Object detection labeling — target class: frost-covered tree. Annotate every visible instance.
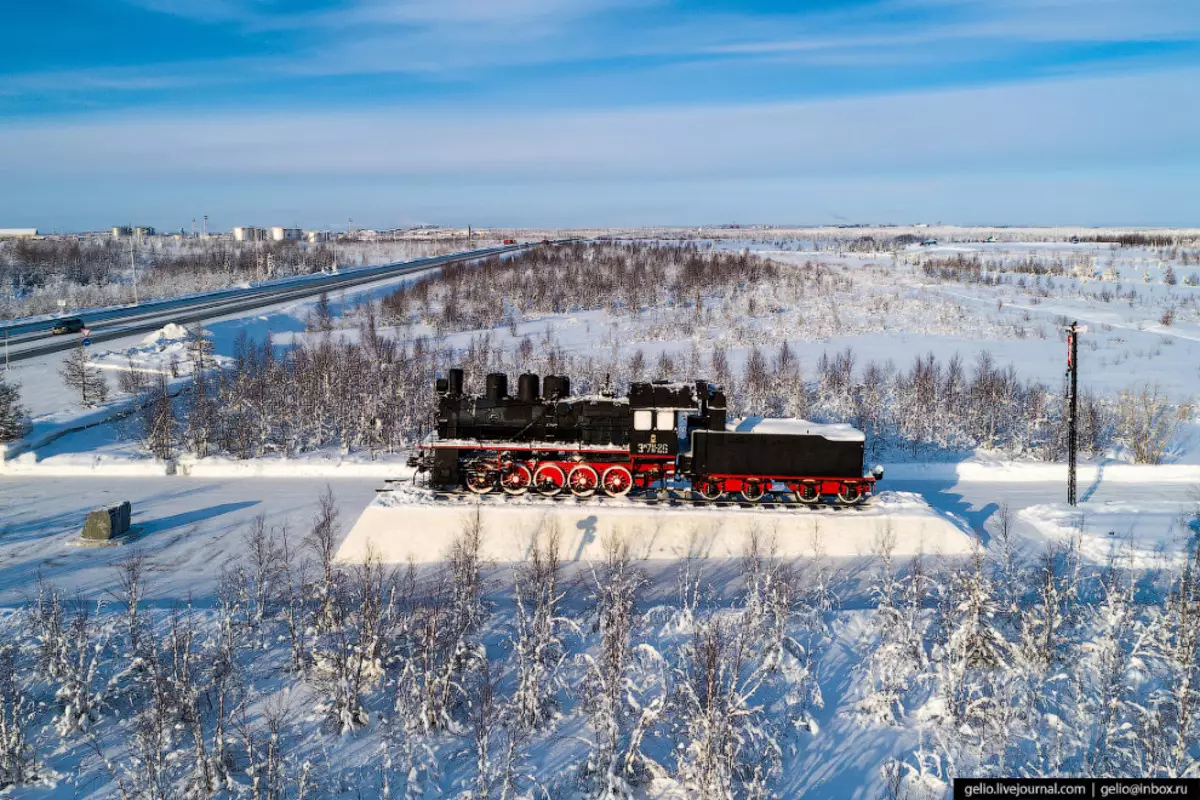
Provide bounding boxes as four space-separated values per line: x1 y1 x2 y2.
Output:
0 371 26 443
1115 384 1194 464
0 646 38 790
673 617 781 800
511 524 574 732
939 548 1010 731
142 372 176 460
578 536 662 797
1141 545 1200 777
59 344 108 407
1078 560 1148 777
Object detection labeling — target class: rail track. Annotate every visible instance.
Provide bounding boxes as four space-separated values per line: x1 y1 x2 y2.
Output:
380 478 873 511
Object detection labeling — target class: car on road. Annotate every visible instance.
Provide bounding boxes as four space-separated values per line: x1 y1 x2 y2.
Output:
50 317 86 335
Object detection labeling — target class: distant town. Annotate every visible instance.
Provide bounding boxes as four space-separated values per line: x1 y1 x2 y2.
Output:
0 223 478 243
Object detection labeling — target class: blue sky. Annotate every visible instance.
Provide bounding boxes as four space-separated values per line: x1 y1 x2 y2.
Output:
2 0 1199 231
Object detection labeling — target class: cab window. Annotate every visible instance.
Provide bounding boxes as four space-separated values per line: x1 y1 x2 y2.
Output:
656 410 674 431
633 410 653 431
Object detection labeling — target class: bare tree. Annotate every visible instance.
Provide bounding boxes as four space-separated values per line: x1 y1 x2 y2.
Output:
1115 384 1194 464
306 486 340 634
59 345 108 407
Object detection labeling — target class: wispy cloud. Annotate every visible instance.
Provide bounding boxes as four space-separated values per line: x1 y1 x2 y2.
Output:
4 65 1197 181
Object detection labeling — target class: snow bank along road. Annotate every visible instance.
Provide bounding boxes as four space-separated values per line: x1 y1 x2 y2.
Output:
0 243 528 362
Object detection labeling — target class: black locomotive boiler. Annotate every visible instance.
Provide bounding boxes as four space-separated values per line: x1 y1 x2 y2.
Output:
408 368 884 504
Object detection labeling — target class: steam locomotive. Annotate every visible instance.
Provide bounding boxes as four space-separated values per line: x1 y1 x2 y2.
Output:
408 368 884 504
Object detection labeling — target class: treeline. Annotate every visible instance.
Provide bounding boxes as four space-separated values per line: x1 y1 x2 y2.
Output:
136 317 1188 464
1078 232 1198 247
0 238 337 318
920 254 1071 283
0 238 465 319
380 243 782 335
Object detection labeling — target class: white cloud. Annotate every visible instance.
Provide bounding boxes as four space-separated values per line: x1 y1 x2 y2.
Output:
3 66 1197 182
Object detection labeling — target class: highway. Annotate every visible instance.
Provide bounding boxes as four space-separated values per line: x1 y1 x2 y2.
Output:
0 244 524 363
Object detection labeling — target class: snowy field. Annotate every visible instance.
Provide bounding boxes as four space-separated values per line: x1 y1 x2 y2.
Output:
2 227 1200 797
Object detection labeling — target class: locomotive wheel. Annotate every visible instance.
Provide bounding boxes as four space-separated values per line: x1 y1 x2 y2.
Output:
532 464 565 496
837 482 863 505
740 481 766 503
796 482 821 504
465 467 496 494
567 465 599 497
695 479 724 502
601 465 634 498
501 464 532 495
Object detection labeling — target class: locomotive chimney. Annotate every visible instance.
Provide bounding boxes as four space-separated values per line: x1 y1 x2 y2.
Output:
543 375 559 400
485 373 508 402
518 373 540 402
448 368 464 396
708 389 727 431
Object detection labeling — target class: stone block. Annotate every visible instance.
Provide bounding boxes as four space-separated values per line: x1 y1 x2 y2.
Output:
81 501 132 541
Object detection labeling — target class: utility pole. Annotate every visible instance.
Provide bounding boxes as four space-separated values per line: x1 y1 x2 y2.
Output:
1065 320 1083 506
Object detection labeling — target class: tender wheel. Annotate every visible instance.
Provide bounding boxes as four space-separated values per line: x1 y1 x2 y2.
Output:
601 465 634 498
532 464 565 496
465 467 495 494
837 482 863 505
740 481 766 503
795 482 821 504
501 463 532 495
695 479 724 502
567 464 599 497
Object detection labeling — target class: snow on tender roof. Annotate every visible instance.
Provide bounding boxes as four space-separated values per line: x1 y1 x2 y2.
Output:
729 416 865 442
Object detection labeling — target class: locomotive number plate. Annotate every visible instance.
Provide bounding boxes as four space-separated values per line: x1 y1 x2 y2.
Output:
636 443 671 454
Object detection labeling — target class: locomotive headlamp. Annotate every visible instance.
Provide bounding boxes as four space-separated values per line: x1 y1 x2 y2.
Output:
872 465 885 480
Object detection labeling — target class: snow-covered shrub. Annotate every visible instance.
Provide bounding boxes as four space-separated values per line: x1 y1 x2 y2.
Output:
0 646 39 789
577 536 663 797
0 371 27 443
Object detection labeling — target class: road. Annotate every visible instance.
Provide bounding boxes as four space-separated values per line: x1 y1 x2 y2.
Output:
0 244 523 363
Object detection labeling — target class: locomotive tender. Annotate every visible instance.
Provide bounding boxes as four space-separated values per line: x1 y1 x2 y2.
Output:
408 368 884 504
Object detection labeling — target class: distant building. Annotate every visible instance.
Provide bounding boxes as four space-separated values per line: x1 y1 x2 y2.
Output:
305 230 332 243
270 226 303 242
0 228 38 239
233 226 266 242
112 226 155 239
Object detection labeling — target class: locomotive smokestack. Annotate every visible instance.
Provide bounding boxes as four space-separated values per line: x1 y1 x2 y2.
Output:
486 373 508 402
448 368 464 396
708 389 727 431
518 373 540 402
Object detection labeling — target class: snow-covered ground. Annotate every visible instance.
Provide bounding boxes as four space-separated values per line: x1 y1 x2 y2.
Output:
0 470 1197 797
3 229 1200 797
